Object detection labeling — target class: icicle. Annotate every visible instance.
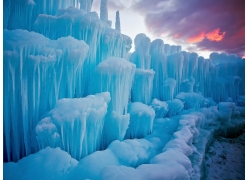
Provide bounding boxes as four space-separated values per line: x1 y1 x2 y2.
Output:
115 11 121 33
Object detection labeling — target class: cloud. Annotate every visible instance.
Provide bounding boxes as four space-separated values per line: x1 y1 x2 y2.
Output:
205 28 226 42
187 32 205 43
132 0 245 56
186 28 226 43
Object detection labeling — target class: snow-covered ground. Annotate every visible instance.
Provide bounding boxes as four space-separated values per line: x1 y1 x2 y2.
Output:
204 133 245 180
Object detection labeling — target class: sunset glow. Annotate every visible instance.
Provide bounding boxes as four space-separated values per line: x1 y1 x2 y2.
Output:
205 28 226 42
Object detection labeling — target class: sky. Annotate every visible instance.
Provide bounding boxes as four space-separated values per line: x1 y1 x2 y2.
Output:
92 0 245 58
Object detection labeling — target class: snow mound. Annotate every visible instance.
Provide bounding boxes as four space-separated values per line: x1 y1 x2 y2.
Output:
167 99 184 117
4 147 78 180
151 99 168 118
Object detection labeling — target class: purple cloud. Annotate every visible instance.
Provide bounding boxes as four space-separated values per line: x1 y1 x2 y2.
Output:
132 0 245 56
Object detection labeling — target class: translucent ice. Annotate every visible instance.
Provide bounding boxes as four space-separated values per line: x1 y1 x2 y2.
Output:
4 0 81 30
130 33 151 70
176 92 205 110
93 57 136 115
3 29 88 161
166 99 184 117
150 99 169 118
150 39 167 100
163 78 177 100
33 7 132 96
101 112 130 149
125 102 155 139
167 52 184 96
36 92 110 160
131 69 155 105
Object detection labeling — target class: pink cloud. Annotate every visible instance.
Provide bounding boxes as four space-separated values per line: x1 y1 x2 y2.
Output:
132 0 245 56
205 28 226 42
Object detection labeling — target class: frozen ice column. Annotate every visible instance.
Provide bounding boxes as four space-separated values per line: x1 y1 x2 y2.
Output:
115 11 121 33
80 0 94 12
36 92 110 160
3 29 88 162
150 39 167 100
130 33 151 70
130 34 155 104
94 57 136 114
167 52 184 96
94 57 136 148
131 69 155 105
4 0 80 31
125 102 155 139
100 0 112 26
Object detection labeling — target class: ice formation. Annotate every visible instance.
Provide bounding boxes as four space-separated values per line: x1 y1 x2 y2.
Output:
80 0 94 12
150 99 169 118
163 78 177 100
33 6 131 96
92 57 136 148
93 57 136 115
100 0 108 22
131 69 155 105
176 92 205 110
125 102 155 139
3 29 88 161
130 34 155 104
36 92 110 160
150 39 167 100
167 99 184 117
4 147 78 180
3 0 80 30
167 52 184 96
130 33 151 70
115 11 121 32
217 102 237 124
3 0 245 179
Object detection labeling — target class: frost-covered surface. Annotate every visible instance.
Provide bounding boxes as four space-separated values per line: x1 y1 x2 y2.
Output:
176 92 205 109
167 52 184 96
125 102 155 139
93 57 136 115
150 39 167 100
92 57 136 148
4 105 245 180
204 134 245 180
3 147 78 180
130 33 151 70
101 112 130 149
33 7 132 95
163 78 177 100
151 99 168 118
36 92 110 160
3 0 245 179
131 69 155 105
166 99 184 117
209 53 244 103
3 29 88 161
4 0 80 30
69 116 179 180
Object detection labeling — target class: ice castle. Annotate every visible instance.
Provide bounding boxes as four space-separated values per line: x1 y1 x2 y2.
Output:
3 0 245 179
